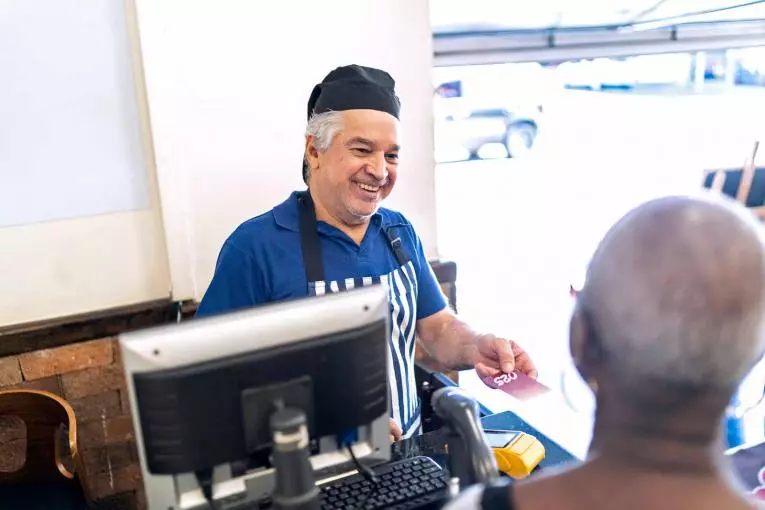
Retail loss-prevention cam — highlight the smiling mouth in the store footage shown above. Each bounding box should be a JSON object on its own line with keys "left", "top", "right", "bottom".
{"left": 356, "top": 182, "right": 381, "bottom": 193}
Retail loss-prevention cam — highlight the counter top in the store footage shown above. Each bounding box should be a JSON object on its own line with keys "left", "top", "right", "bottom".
{"left": 391, "top": 410, "right": 578, "bottom": 476}
{"left": 17, "top": 413, "right": 765, "bottom": 509}
{"left": 456, "top": 369, "right": 594, "bottom": 460}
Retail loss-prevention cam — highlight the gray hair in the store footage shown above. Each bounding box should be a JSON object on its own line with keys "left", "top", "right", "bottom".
{"left": 303, "top": 111, "right": 344, "bottom": 182}
{"left": 580, "top": 194, "right": 765, "bottom": 390}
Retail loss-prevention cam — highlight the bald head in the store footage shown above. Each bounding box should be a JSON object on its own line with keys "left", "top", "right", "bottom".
{"left": 579, "top": 193, "right": 765, "bottom": 390}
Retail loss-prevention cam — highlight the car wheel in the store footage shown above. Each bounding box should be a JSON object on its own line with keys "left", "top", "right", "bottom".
{"left": 504, "top": 122, "right": 537, "bottom": 158}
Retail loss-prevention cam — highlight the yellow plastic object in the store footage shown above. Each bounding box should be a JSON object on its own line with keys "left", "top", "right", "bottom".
{"left": 488, "top": 431, "right": 546, "bottom": 479}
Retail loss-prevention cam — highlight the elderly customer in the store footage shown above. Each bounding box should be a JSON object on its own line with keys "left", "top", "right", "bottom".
{"left": 446, "top": 193, "right": 765, "bottom": 510}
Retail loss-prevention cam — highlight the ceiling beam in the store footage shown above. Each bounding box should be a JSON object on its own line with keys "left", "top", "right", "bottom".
{"left": 433, "top": 20, "right": 765, "bottom": 66}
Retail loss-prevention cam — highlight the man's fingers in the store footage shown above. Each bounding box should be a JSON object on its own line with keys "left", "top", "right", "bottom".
{"left": 492, "top": 337, "right": 516, "bottom": 374}
{"left": 476, "top": 336, "right": 538, "bottom": 379}
{"left": 475, "top": 362, "right": 501, "bottom": 379}
{"left": 510, "top": 341, "right": 538, "bottom": 378}
{"left": 389, "top": 419, "right": 402, "bottom": 442}
{"left": 514, "top": 356, "right": 538, "bottom": 378}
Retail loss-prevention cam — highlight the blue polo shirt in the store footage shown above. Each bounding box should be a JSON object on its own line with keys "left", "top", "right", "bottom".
{"left": 196, "top": 191, "right": 448, "bottom": 436}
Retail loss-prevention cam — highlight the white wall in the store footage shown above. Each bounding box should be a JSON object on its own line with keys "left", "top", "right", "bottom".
{"left": 135, "top": 0, "right": 439, "bottom": 301}
{"left": 0, "top": 0, "right": 171, "bottom": 327}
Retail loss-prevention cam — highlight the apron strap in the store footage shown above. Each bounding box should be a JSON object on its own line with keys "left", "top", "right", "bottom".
{"left": 298, "top": 190, "right": 325, "bottom": 283}
{"left": 401, "top": 401, "right": 422, "bottom": 435}
{"left": 383, "top": 227, "right": 411, "bottom": 267}
{"left": 299, "top": 192, "right": 411, "bottom": 283}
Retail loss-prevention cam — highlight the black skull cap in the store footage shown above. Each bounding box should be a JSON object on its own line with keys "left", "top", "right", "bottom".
{"left": 307, "top": 64, "right": 401, "bottom": 121}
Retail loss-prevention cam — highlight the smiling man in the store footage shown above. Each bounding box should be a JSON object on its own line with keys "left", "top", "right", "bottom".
{"left": 196, "top": 65, "right": 537, "bottom": 441}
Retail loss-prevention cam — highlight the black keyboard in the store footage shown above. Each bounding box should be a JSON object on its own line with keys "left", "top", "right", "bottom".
{"left": 319, "top": 456, "right": 450, "bottom": 510}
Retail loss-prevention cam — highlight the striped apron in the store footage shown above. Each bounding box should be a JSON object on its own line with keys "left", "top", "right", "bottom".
{"left": 298, "top": 191, "right": 421, "bottom": 438}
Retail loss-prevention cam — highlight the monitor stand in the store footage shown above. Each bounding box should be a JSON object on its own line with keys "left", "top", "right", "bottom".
{"left": 270, "top": 406, "right": 321, "bottom": 510}
{"left": 139, "top": 412, "right": 389, "bottom": 509}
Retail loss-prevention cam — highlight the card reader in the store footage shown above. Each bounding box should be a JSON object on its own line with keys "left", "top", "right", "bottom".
{"left": 483, "top": 430, "right": 545, "bottom": 479}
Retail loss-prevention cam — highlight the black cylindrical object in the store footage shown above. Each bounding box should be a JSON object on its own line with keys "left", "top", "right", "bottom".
{"left": 432, "top": 387, "right": 498, "bottom": 488}
{"left": 270, "top": 407, "right": 320, "bottom": 510}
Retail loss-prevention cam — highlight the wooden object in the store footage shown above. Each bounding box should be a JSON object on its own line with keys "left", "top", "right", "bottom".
{"left": 704, "top": 141, "right": 764, "bottom": 220}
{"left": 0, "top": 389, "right": 88, "bottom": 499}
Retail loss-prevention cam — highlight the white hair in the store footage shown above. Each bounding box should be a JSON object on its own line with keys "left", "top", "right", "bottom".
{"left": 303, "top": 111, "right": 344, "bottom": 181}
{"left": 581, "top": 195, "right": 765, "bottom": 390}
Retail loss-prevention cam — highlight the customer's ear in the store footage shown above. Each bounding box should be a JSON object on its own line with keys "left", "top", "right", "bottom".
{"left": 569, "top": 308, "right": 599, "bottom": 380}
{"left": 566, "top": 310, "right": 600, "bottom": 399}
{"left": 569, "top": 309, "right": 587, "bottom": 369}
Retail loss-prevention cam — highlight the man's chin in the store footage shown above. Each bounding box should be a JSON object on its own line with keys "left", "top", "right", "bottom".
{"left": 348, "top": 199, "right": 380, "bottom": 218}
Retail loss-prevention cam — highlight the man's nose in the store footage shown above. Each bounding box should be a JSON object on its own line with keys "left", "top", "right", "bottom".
{"left": 367, "top": 154, "right": 388, "bottom": 181}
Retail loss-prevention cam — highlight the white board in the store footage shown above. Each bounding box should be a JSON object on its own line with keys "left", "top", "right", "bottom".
{"left": 0, "top": 0, "right": 170, "bottom": 327}
{"left": 0, "top": 0, "right": 150, "bottom": 227}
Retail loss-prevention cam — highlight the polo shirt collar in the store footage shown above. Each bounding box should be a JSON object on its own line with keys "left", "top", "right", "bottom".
{"left": 273, "top": 190, "right": 384, "bottom": 232}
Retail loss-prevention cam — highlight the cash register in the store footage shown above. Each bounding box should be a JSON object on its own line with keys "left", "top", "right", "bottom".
{"left": 120, "top": 285, "right": 459, "bottom": 510}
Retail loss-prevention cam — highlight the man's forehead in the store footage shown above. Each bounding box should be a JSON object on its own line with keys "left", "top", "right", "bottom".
{"left": 340, "top": 108, "right": 398, "bottom": 125}
{"left": 338, "top": 110, "right": 400, "bottom": 145}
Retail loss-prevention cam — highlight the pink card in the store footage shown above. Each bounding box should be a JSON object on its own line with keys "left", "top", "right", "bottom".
{"left": 482, "top": 371, "right": 551, "bottom": 400}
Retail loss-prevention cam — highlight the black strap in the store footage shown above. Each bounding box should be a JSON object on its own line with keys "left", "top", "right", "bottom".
{"left": 480, "top": 480, "right": 515, "bottom": 510}
{"left": 298, "top": 191, "right": 325, "bottom": 283}
{"left": 298, "top": 190, "right": 411, "bottom": 285}
{"left": 384, "top": 228, "right": 411, "bottom": 266}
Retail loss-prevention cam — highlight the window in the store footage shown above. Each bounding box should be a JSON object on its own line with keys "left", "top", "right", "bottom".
{"left": 433, "top": 47, "right": 765, "bottom": 449}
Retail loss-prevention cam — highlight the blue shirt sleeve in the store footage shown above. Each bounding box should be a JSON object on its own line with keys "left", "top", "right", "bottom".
{"left": 412, "top": 230, "right": 448, "bottom": 320}
{"left": 195, "top": 240, "right": 268, "bottom": 318}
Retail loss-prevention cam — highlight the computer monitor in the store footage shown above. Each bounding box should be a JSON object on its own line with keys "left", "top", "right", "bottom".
{"left": 119, "top": 285, "right": 391, "bottom": 510}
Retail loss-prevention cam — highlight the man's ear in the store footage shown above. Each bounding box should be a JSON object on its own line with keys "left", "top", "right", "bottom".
{"left": 304, "top": 136, "right": 320, "bottom": 171}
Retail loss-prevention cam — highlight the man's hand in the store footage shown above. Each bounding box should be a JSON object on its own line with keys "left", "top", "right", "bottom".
{"left": 474, "top": 334, "right": 538, "bottom": 379}
{"left": 416, "top": 310, "right": 538, "bottom": 380}
{"left": 389, "top": 419, "right": 402, "bottom": 443}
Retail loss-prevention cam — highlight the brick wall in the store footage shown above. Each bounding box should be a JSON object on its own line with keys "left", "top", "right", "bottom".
{"left": 0, "top": 337, "right": 146, "bottom": 509}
